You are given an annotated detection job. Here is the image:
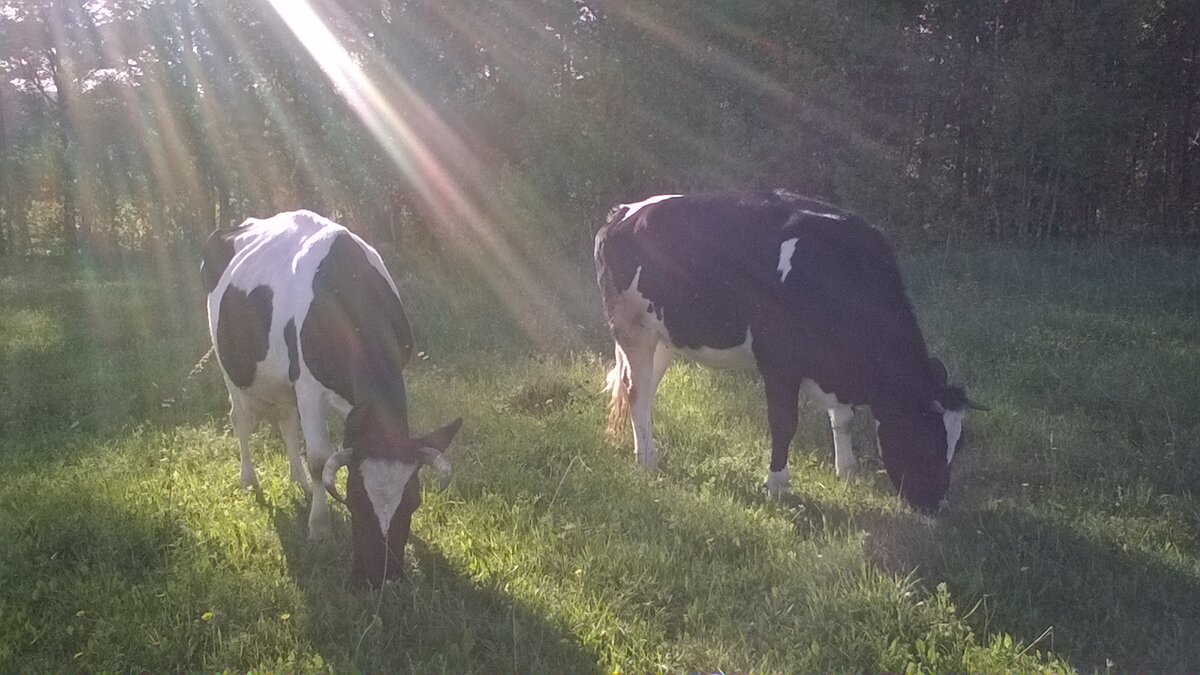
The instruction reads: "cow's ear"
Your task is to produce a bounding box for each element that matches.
[933,385,972,414]
[929,357,949,387]
[419,418,463,453]
[965,397,991,412]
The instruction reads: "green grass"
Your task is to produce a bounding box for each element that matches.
[2,245,1198,670]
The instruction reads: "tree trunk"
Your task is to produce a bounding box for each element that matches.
[0,82,8,257]
[59,122,78,255]
[45,30,79,256]
[1180,35,1200,235]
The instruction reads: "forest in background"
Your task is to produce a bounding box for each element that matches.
[0,0,1198,262]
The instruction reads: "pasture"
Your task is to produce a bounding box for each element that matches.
[1,244,1198,671]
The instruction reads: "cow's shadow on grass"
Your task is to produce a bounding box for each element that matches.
[857,501,1200,671]
[266,496,599,672]
[650,417,1200,671]
[705,464,1200,670]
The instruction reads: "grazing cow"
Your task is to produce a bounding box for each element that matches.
[594,190,984,513]
[202,210,462,585]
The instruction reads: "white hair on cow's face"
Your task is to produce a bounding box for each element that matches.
[943,408,966,464]
[777,237,799,282]
[360,457,418,538]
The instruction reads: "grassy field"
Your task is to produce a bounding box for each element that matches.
[2,244,1198,671]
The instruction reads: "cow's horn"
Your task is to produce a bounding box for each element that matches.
[418,447,452,490]
[322,449,353,504]
[966,398,991,412]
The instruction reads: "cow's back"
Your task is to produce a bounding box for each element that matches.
[205,211,411,404]
[596,190,937,405]
[597,192,785,351]
[205,212,339,393]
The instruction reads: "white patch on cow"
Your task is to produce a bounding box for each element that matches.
[676,328,757,370]
[801,379,841,409]
[360,457,418,539]
[778,237,799,282]
[619,194,683,221]
[765,467,789,498]
[628,266,644,302]
[943,408,965,464]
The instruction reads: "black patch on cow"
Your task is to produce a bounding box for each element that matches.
[284,318,299,382]
[215,284,274,389]
[200,223,251,293]
[300,233,414,429]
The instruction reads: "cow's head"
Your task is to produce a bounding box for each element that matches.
[322,405,462,587]
[875,358,986,514]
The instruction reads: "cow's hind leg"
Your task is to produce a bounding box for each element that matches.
[830,404,858,479]
[651,340,674,390]
[279,402,312,493]
[229,393,259,490]
[763,376,800,498]
[621,332,663,471]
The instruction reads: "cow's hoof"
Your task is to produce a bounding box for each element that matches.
[308,511,332,541]
[835,462,860,482]
[763,468,789,499]
[635,453,659,472]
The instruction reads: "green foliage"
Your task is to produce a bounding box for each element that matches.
[1,0,1197,258]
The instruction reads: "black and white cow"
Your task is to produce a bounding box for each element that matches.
[594,190,984,513]
[202,210,462,585]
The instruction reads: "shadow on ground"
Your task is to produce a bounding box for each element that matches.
[268,496,599,672]
[860,502,1200,671]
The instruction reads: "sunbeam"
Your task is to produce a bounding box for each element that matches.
[261,0,579,347]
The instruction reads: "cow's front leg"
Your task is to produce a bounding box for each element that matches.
[829,404,857,479]
[763,377,800,498]
[297,391,333,540]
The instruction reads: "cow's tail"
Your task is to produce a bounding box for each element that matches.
[189,345,215,379]
[604,343,632,440]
